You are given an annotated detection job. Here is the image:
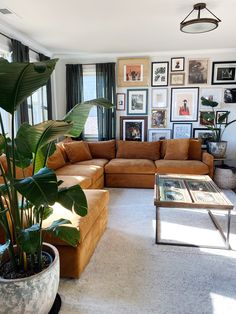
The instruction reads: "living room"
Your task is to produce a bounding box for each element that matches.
[0,0,236,313]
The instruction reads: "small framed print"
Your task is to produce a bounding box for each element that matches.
[224,88,236,103]
[200,88,223,108]
[193,128,219,148]
[170,87,199,122]
[172,123,192,139]
[152,88,168,108]
[171,57,185,72]
[148,129,172,141]
[212,61,236,85]
[120,116,147,141]
[200,111,214,126]
[116,93,125,111]
[188,59,209,84]
[151,62,169,87]
[151,109,167,128]
[117,58,149,87]
[170,73,185,86]
[216,111,229,124]
[127,89,148,115]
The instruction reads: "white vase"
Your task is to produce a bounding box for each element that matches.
[0,243,60,314]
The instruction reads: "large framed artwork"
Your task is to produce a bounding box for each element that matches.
[127,89,148,115]
[152,88,168,108]
[117,58,149,87]
[148,129,172,141]
[188,59,209,84]
[170,87,199,122]
[172,123,192,139]
[212,61,236,85]
[151,62,169,87]
[151,109,167,128]
[120,116,147,141]
[171,57,185,72]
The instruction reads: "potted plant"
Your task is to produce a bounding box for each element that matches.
[0,58,112,313]
[201,96,236,158]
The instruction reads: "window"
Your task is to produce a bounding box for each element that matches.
[83,65,98,139]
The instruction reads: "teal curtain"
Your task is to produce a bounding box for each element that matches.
[96,63,116,140]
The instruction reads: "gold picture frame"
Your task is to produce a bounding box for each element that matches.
[117,57,149,87]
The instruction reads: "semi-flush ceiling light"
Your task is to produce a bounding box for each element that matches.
[180,3,221,34]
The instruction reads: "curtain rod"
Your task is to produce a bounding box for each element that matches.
[0,31,43,56]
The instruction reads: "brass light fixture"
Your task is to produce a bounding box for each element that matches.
[180,3,221,34]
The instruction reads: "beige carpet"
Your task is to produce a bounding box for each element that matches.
[58,188,236,314]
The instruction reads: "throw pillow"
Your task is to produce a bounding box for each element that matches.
[116,140,160,160]
[88,140,116,159]
[47,145,66,170]
[164,139,190,160]
[63,141,92,163]
[188,139,202,161]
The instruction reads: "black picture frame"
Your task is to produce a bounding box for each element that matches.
[171,57,185,72]
[151,62,169,87]
[193,128,220,148]
[216,111,229,124]
[224,88,236,103]
[212,61,236,85]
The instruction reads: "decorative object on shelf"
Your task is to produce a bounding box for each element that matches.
[120,116,148,141]
[200,97,236,157]
[171,57,185,72]
[127,89,148,115]
[214,165,236,189]
[148,129,172,141]
[224,88,236,103]
[151,109,167,128]
[170,73,185,86]
[200,87,223,108]
[216,111,228,124]
[188,59,208,84]
[151,62,169,87]
[170,87,199,122]
[212,61,236,85]
[172,123,192,139]
[116,93,126,111]
[180,3,221,34]
[200,111,214,126]
[193,128,220,149]
[117,57,149,87]
[152,88,168,108]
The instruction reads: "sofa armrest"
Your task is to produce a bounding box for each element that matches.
[202,151,214,178]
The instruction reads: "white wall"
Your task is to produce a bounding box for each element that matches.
[53,49,236,159]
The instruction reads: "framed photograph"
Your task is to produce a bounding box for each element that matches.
[120,116,147,141]
[200,88,223,108]
[193,128,219,148]
[200,111,214,126]
[151,62,169,87]
[127,89,148,115]
[224,88,236,103]
[212,61,236,85]
[151,109,167,128]
[117,58,149,87]
[152,88,168,108]
[170,73,185,86]
[188,59,209,84]
[171,57,185,72]
[170,87,199,122]
[116,93,125,111]
[216,111,228,124]
[148,129,172,141]
[172,123,192,139]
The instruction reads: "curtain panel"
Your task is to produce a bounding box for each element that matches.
[66,64,83,112]
[96,63,116,141]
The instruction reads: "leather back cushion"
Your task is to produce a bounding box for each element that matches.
[63,141,92,163]
[161,139,202,160]
[88,140,116,160]
[47,145,66,170]
[116,140,160,160]
[164,139,190,160]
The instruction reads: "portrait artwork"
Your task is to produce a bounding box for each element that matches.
[188,59,208,84]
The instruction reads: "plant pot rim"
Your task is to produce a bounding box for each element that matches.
[0,242,59,283]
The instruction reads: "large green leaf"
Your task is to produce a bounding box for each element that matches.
[201,96,219,108]
[58,185,87,216]
[63,98,114,137]
[44,219,80,247]
[18,224,40,254]
[0,58,58,114]
[14,167,58,207]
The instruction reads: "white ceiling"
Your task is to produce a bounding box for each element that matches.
[0,0,235,56]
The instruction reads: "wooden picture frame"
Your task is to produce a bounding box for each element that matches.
[117,58,149,87]
[151,62,169,87]
[120,116,147,141]
[212,61,236,85]
[116,93,126,111]
[151,109,167,128]
[127,89,148,115]
[170,73,185,86]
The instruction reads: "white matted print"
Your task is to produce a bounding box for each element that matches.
[172,123,192,139]
[152,88,168,108]
[151,62,169,87]
[171,57,185,72]
[200,88,223,109]
[148,129,172,141]
[170,88,199,122]
[116,93,125,111]
[188,59,209,84]
[127,89,148,115]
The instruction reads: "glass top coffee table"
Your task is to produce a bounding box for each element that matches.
[154,174,234,249]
